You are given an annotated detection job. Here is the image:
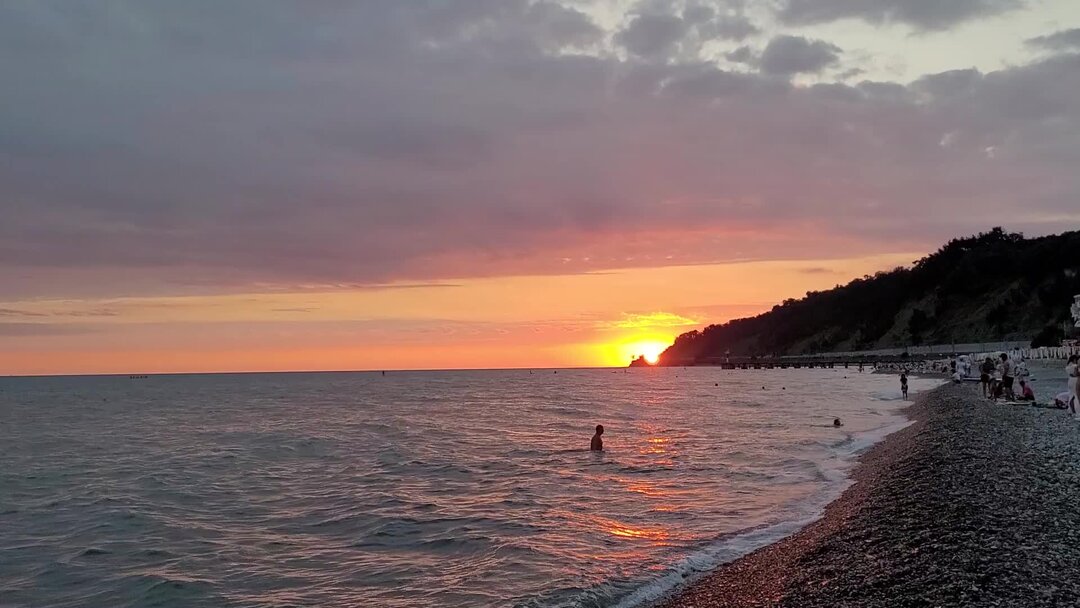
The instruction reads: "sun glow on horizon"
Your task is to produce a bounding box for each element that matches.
[625,340,670,365]
[0,253,923,375]
[587,336,675,368]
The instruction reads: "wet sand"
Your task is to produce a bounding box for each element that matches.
[658,383,1080,607]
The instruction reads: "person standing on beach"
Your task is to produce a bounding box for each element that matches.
[1000,353,1016,401]
[1067,355,1080,417]
[980,357,995,397]
[900,372,909,399]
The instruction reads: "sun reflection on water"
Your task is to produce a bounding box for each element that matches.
[626,483,667,497]
[607,525,669,541]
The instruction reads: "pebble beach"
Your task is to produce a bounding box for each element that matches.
[659,381,1080,607]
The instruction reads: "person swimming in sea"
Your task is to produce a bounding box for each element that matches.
[590,425,604,451]
[833,418,843,427]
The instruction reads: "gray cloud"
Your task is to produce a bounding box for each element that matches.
[0,2,1079,300]
[0,308,48,317]
[700,15,760,41]
[1027,28,1080,52]
[682,4,715,24]
[760,35,842,75]
[615,13,688,57]
[775,0,1023,30]
[0,323,97,336]
[798,267,838,274]
[60,308,120,318]
[725,45,756,65]
[0,305,121,318]
[911,68,982,99]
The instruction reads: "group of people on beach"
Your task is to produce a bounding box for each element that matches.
[893,353,1040,404]
[977,353,1028,402]
[970,352,1080,414]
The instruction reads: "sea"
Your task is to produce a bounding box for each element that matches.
[0,367,942,608]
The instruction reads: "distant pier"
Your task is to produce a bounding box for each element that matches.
[665,355,947,370]
[659,339,1080,370]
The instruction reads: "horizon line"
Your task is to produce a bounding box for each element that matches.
[0,364,667,380]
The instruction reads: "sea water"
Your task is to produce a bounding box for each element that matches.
[0,368,941,607]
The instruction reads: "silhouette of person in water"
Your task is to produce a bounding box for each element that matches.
[833,418,843,427]
[590,425,604,451]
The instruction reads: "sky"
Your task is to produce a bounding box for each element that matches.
[2,0,1079,375]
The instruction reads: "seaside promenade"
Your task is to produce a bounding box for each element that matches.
[666,341,1080,371]
[661,382,1080,608]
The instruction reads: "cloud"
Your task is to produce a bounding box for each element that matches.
[0,304,115,319]
[760,35,842,75]
[58,308,120,317]
[911,68,982,98]
[0,308,48,317]
[1027,28,1080,52]
[0,2,1079,302]
[725,45,756,65]
[774,0,1023,30]
[526,2,605,50]
[605,312,701,329]
[614,7,759,60]
[615,13,688,57]
[682,4,715,25]
[700,15,760,41]
[0,323,96,336]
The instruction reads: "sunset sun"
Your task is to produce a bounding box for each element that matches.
[628,340,668,365]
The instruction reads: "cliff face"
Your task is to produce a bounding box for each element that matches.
[659,229,1080,364]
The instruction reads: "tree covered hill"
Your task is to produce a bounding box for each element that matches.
[658,228,1080,364]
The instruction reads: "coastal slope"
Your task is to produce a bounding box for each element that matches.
[659,228,1080,363]
[660,384,1080,607]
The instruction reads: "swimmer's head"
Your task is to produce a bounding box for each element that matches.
[595,424,604,435]
[833,418,843,427]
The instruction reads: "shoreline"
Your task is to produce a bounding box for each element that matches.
[652,385,934,608]
[656,381,1080,607]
